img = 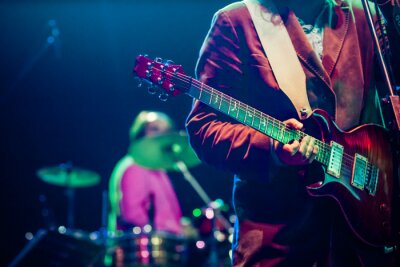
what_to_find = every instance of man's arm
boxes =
[186,9,274,176]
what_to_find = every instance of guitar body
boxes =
[306,109,394,247]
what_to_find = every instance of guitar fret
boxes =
[220,97,229,114]
[199,87,211,104]
[260,116,267,133]
[272,121,278,139]
[320,150,325,164]
[278,125,284,143]
[277,123,283,141]
[212,92,219,108]
[253,113,260,129]
[282,129,290,144]
[320,144,330,166]
[265,118,271,135]
[238,105,246,122]
[218,93,223,110]
[199,83,203,99]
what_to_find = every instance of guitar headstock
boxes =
[133,55,187,101]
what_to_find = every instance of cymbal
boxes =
[37,163,100,187]
[129,131,201,171]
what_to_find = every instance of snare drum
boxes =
[111,231,187,267]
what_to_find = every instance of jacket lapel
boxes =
[322,3,350,77]
[283,2,350,89]
[284,9,331,88]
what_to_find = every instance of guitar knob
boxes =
[159,93,168,101]
[172,67,181,74]
[379,203,389,214]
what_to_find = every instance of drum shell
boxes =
[110,231,187,267]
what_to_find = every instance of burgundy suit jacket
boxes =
[186,0,382,266]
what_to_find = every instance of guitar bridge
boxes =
[366,164,379,196]
[327,142,343,178]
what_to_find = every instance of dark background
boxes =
[0,0,234,265]
[1,1,399,266]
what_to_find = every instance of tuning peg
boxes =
[147,85,157,95]
[135,77,143,88]
[157,77,164,85]
[155,57,163,63]
[159,93,168,101]
[165,59,174,66]
[171,66,181,74]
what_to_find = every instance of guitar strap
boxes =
[244,0,312,120]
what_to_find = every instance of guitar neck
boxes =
[179,75,330,166]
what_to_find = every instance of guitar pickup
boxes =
[351,153,367,190]
[327,141,343,178]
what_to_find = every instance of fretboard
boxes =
[179,75,331,166]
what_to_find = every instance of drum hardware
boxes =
[119,131,233,266]
[9,228,103,267]
[174,161,232,267]
[38,194,57,230]
[37,162,100,228]
[190,201,234,267]
[128,131,201,171]
[102,230,188,267]
[129,131,231,232]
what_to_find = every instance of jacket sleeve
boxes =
[186,10,276,177]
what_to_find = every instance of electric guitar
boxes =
[133,55,395,248]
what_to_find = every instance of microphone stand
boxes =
[174,160,232,267]
[61,162,75,229]
[361,0,400,131]
[361,0,400,255]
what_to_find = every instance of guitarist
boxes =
[186,0,396,266]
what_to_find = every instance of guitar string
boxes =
[147,66,356,165]
[142,66,378,175]
[183,74,373,172]
[153,67,378,184]
[190,76,366,172]
[143,65,332,162]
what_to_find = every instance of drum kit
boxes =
[33,131,233,267]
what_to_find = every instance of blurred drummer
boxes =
[108,110,183,236]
